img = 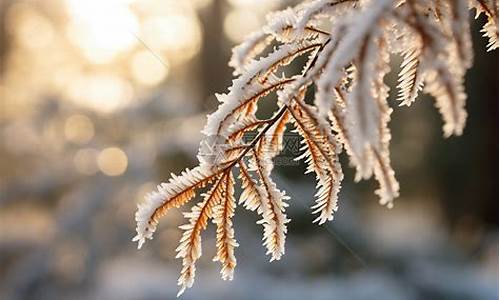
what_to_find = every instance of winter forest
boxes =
[0,0,498,300]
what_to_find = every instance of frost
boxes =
[134,0,498,296]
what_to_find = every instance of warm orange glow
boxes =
[65,0,139,64]
[224,9,260,43]
[7,4,55,50]
[227,0,280,10]
[130,50,169,86]
[142,14,202,65]
[97,147,129,176]
[64,114,95,144]
[66,73,133,114]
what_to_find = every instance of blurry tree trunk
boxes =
[198,0,232,106]
[0,1,12,78]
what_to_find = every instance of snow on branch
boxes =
[133,0,498,296]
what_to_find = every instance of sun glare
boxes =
[66,73,133,114]
[142,14,202,65]
[65,0,139,64]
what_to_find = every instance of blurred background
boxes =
[0,0,497,299]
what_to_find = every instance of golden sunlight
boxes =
[130,50,169,86]
[65,0,139,64]
[141,14,202,65]
[66,73,133,114]
[97,147,129,176]
[224,8,260,43]
[64,115,95,144]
